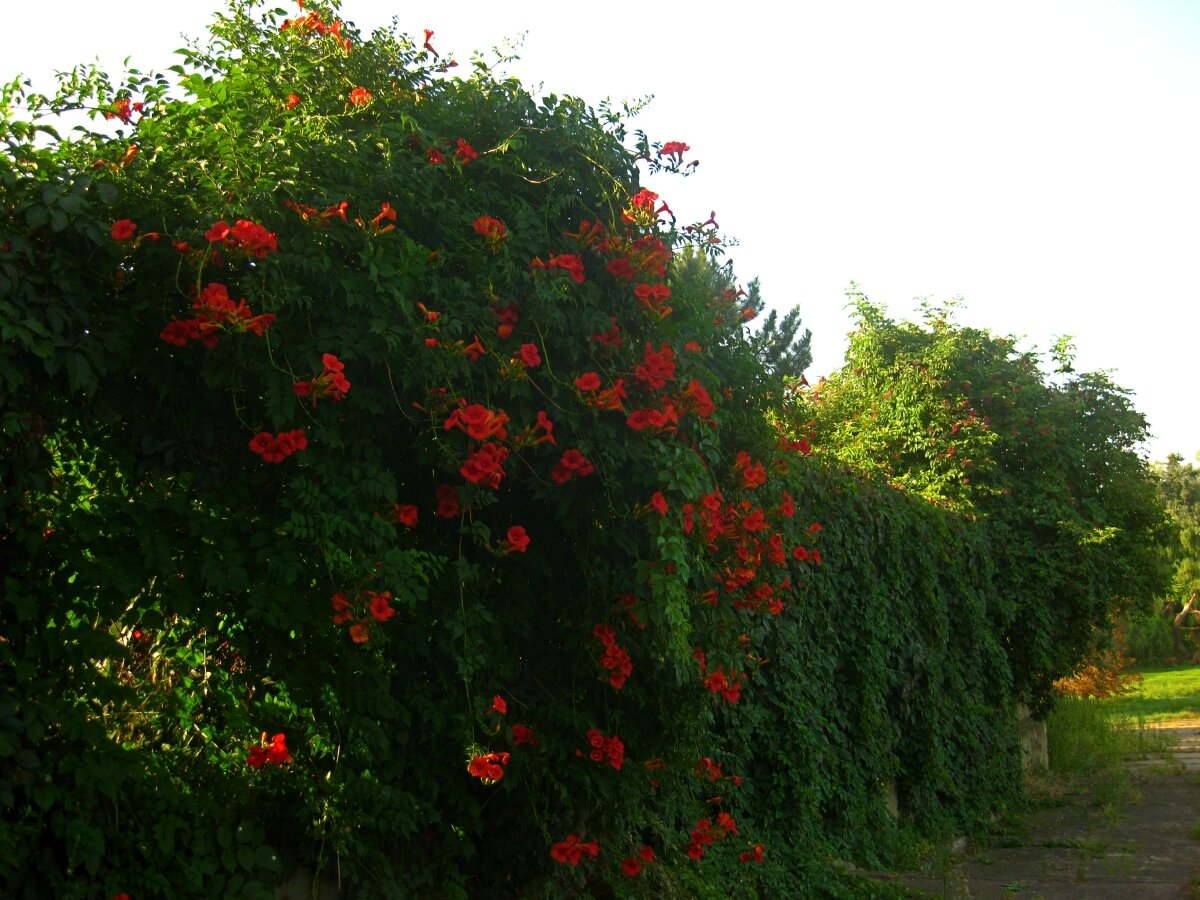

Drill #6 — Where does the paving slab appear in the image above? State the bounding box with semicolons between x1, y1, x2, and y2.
869;721;1200;899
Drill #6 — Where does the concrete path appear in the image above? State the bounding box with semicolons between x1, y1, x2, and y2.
876;720;1200;899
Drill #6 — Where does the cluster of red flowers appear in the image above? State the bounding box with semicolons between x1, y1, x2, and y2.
550;448;594;485
283;198;349;226
659;140;690;160
621;189;673;231
280;9;351;52
445;403;509;441
246;732;292;769
434;483;461;519
591;317;622;347
791;544;823;565
626;404;678;434
530;252;585;284
686;813;738;861
584;729;624;770
472;215;507;246
591;623;632;689
634;342;676;390
649;491;668;516
621;845;655;877
634;282;672;315
467;750;510;784
331;589;395;644
550;834;599;866
294;353;350;403
426;138;478;164
249;429;306;463
349;86;373;106
204;219;278;258
734;451;767;489
104;97;143;124
693;647;746;704
511;724;538;747
779;435;812;455
490;300;518;339
739;843;765;863
461;442;509;488
455;139;478;163
516;343;541;368
160;282;275;348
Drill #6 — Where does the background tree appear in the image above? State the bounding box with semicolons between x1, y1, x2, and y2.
671;244;812;381
798;293;1173;709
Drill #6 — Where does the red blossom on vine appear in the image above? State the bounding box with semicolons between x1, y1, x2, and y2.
517;343;541;368
391;504;418;527
368;591;395;622
455;139;479;163
349;87;373;106
634;343;676;390
461;443;509;488
248;429;306;463
592;623;632;689
468;751;510;783
445;403;510;441
472;215;507;246
550;834;599;866
659;140;690;160
489;695;507;715
503;525;530;554
370;201;396;233
294;353;350;403
584;728;625;769
739;843;765;863
531;252;585;284
246;732;291;769
551;448;594;485
331;592;352;625
591;317;622;346
511;724;538;747
434;484;461;519
110;219;137;241
574;372;601;392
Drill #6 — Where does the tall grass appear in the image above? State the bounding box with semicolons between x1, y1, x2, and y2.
1048;697;1126;774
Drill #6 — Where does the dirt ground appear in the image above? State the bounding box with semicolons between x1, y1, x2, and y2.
875;720;1200;899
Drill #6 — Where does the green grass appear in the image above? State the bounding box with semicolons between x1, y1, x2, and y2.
1102;665;1200;723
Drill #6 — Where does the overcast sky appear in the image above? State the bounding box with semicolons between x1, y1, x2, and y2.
9;0;1199;462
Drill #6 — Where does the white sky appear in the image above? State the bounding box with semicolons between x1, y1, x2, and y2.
9;0;1200;462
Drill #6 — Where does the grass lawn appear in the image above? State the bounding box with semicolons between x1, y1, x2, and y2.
1102;664;1200;723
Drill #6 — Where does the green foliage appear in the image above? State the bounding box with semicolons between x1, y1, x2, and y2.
0;2;818;895
731;461;1022;868
801;293;1173;710
1153;453;1200;598
1120;612;1180;668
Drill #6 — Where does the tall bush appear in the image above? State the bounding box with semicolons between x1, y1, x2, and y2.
1;2;821;896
